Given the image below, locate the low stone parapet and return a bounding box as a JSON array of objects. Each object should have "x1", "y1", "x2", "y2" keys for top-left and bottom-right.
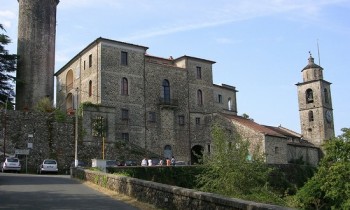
[{"x1": 71, "y1": 168, "x2": 293, "y2": 210}]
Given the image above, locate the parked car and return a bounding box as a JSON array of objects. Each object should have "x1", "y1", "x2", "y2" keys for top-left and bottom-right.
[
  {"x1": 106, "y1": 160, "x2": 119, "y2": 168},
  {"x1": 37, "y1": 159, "x2": 58, "y2": 174},
  {"x1": 2, "y1": 157, "x2": 21, "y2": 173},
  {"x1": 175, "y1": 161, "x2": 187, "y2": 166},
  {"x1": 70, "y1": 160, "x2": 87, "y2": 168},
  {"x1": 124, "y1": 159, "x2": 137, "y2": 166}
]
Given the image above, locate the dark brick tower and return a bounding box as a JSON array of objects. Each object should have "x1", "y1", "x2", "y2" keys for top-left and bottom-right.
[{"x1": 16, "y1": 0, "x2": 59, "y2": 110}]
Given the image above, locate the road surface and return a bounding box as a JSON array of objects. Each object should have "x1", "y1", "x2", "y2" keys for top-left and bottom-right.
[{"x1": 0, "y1": 173, "x2": 140, "y2": 210}]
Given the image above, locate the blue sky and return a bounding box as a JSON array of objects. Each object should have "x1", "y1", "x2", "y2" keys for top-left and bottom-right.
[{"x1": 1, "y1": 0, "x2": 349, "y2": 136}]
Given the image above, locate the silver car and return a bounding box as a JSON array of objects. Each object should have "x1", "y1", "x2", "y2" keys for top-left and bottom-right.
[
  {"x1": 38, "y1": 159, "x2": 58, "y2": 174},
  {"x1": 2, "y1": 157, "x2": 21, "y2": 173}
]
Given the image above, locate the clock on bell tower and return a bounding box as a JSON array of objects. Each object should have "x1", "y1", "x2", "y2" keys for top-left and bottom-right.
[{"x1": 296, "y1": 52, "x2": 335, "y2": 146}]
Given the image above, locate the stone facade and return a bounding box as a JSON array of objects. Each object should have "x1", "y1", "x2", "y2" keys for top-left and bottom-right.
[
  {"x1": 222, "y1": 114, "x2": 320, "y2": 166},
  {"x1": 16, "y1": 0, "x2": 59, "y2": 110},
  {"x1": 0, "y1": 110, "x2": 74, "y2": 172},
  {"x1": 53, "y1": 38, "x2": 323, "y2": 166},
  {"x1": 55, "y1": 38, "x2": 238, "y2": 164},
  {"x1": 296, "y1": 55, "x2": 335, "y2": 147}
]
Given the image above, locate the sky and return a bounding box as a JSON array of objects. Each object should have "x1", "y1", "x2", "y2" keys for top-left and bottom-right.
[{"x1": 1, "y1": 0, "x2": 349, "y2": 136}]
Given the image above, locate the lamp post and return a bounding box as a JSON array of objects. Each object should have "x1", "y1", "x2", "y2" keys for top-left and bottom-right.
[
  {"x1": 3, "y1": 95, "x2": 8, "y2": 159},
  {"x1": 74, "y1": 87, "x2": 79, "y2": 167}
]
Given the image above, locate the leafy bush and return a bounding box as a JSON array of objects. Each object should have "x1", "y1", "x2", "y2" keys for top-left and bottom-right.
[
  {"x1": 294, "y1": 128, "x2": 350, "y2": 209},
  {"x1": 195, "y1": 124, "x2": 284, "y2": 205}
]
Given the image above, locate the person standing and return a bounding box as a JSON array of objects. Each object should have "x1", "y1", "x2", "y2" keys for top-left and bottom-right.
[
  {"x1": 159, "y1": 159, "x2": 164, "y2": 166},
  {"x1": 148, "y1": 158, "x2": 153, "y2": 166},
  {"x1": 141, "y1": 157, "x2": 147, "y2": 166},
  {"x1": 171, "y1": 156, "x2": 176, "y2": 166},
  {"x1": 166, "y1": 158, "x2": 171, "y2": 166}
]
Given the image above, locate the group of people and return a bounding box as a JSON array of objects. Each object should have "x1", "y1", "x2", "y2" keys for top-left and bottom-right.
[{"x1": 141, "y1": 156, "x2": 176, "y2": 166}]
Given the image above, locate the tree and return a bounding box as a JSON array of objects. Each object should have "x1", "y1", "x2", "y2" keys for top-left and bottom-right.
[
  {"x1": 196, "y1": 124, "x2": 283, "y2": 204},
  {"x1": 294, "y1": 128, "x2": 350, "y2": 209},
  {"x1": 0, "y1": 24, "x2": 17, "y2": 109}
]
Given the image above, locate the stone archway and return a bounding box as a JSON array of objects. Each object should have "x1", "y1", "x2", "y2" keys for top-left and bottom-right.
[
  {"x1": 191, "y1": 145, "x2": 204, "y2": 165},
  {"x1": 164, "y1": 145, "x2": 172, "y2": 159}
]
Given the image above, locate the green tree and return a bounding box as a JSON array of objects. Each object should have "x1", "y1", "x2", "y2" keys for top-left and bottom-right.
[
  {"x1": 294, "y1": 128, "x2": 350, "y2": 210},
  {"x1": 0, "y1": 24, "x2": 17, "y2": 108},
  {"x1": 196, "y1": 124, "x2": 283, "y2": 204}
]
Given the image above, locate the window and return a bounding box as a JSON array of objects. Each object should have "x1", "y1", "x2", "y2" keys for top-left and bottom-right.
[
  {"x1": 324, "y1": 88, "x2": 329, "y2": 104},
  {"x1": 89, "y1": 54, "x2": 92, "y2": 67},
  {"x1": 121, "y1": 77, "x2": 128, "y2": 95},
  {"x1": 84, "y1": 61, "x2": 86, "y2": 70},
  {"x1": 122, "y1": 133, "x2": 129, "y2": 142},
  {"x1": 121, "y1": 109, "x2": 129, "y2": 120},
  {"x1": 306, "y1": 89, "x2": 314, "y2": 103},
  {"x1": 92, "y1": 116, "x2": 105, "y2": 137},
  {"x1": 195, "y1": 117, "x2": 200, "y2": 125},
  {"x1": 228, "y1": 97, "x2": 232, "y2": 111},
  {"x1": 178, "y1": 115, "x2": 185, "y2": 125},
  {"x1": 218, "y1": 94, "x2": 222, "y2": 103},
  {"x1": 121, "y1": 51, "x2": 128, "y2": 65},
  {"x1": 196, "y1": 66, "x2": 202, "y2": 79},
  {"x1": 275, "y1": 147, "x2": 279, "y2": 154},
  {"x1": 148, "y1": 112, "x2": 156, "y2": 122},
  {"x1": 207, "y1": 144, "x2": 211, "y2": 153},
  {"x1": 162, "y1": 79, "x2": 170, "y2": 103},
  {"x1": 197, "y1": 89, "x2": 203, "y2": 106},
  {"x1": 88, "y1": 80, "x2": 92, "y2": 97},
  {"x1": 308, "y1": 111, "x2": 314, "y2": 122}
]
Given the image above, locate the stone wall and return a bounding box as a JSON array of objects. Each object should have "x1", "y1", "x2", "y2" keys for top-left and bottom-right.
[
  {"x1": 71, "y1": 168, "x2": 292, "y2": 210},
  {"x1": 0, "y1": 110, "x2": 74, "y2": 173}
]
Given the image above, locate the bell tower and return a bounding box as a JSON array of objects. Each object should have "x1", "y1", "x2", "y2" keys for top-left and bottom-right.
[
  {"x1": 296, "y1": 52, "x2": 335, "y2": 146},
  {"x1": 16, "y1": 0, "x2": 59, "y2": 110}
]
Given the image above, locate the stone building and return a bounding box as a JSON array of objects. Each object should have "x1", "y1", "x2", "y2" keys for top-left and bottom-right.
[
  {"x1": 54, "y1": 37, "x2": 238, "y2": 164},
  {"x1": 296, "y1": 53, "x2": 335, "y2": 147},
  {"x1": 16, "y1": 0, "x2": 59, "y2": 110},
  {"x1": 54, "y1": 38, "x2": 328, "y2": 166}
]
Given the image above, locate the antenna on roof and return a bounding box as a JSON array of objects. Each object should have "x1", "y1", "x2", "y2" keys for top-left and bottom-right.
[{"x1": 317, "y1": 39, "x2": 321, "y2": 66}]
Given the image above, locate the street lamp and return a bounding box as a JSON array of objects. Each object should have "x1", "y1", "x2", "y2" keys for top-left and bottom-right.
[
  {"x1": 74, "y1": 87, "x2": 79, "y2": 167},
  {"x1": 2, "y1": 95, "x2": 8, "y2": 159}
]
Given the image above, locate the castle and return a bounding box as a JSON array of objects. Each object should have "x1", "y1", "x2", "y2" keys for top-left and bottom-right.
[{"x1": 15, "y1": 0, "x2": 335, "y2": 165}]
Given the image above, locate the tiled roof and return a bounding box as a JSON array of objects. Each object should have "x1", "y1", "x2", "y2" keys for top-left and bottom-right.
[
  {"x1": 264, "y1": 125, "x2": 300, "y2": 138},
  {"x1": 222, "y1": 114, "x2": 285, "y2": 138},
  {"x1": 221, "y1": 114, "x2": 319, "y2": 148}
]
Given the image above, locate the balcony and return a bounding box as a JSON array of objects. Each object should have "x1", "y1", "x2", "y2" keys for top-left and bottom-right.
[{"x1": 159, "y1": 97, "x2": 178, "y2": 109}]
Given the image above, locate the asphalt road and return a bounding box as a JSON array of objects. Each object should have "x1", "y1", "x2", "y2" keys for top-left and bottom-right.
[{"x1": 0, "y1": 173, "x2": 140, "y2": 210}]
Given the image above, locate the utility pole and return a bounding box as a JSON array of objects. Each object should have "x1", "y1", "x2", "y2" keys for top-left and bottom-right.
[{"x1": 74, "y1": 87, "x2": 79, "y2": 167}]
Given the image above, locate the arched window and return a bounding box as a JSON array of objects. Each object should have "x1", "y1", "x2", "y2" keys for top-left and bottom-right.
[
  {"x1": 197, "y1": 89, "x2": 203, "y2": 106},
  {"x1": 308, "y1": 110, "x2": 314, "y2": 122},
  {"x1": 324, "y1": 88, "x2": 329, "y2": 104},
  {"x1": 88, "y1": 80, "x2": 92, "y2": 97},
  {"x1": 121, "y1": 77, "x2": 128, "y2": 95},
  {"x1": 162, "y1": 79, "x2": 170, "y2": 103},
  {"x1": 228, "y1": 97, "x2": 232, "y2": 111},
  {"x1": 306, "y1": 89, "x2": 314, "y2": 103},
  {"x1": 66, "y1": 70, "x2": 73, "y2": 92}
]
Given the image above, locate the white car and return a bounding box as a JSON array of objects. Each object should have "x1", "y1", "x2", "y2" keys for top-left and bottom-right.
[
  {"x1": 38, "y1": 159, "x2": 58, "y2": 174},
  {"x1": 2, "y1": 157, "x2": 21, "y2": 173}
]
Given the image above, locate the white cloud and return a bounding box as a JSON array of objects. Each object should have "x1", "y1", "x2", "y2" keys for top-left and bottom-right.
[
  {"x1": 119, "y1": 0, "x2": 349, "y2": 41},
  {"x1": 0, "y1": 10, "x2": 17, "y2": 28}
]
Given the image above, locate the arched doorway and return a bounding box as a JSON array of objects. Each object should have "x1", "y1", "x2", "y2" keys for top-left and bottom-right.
[
  {"x1": 66, "y1": 93, "x2": 73, "y2": 114},
  {"x1": 164, "y1": 145, "x2": 172, "y2": 159},
  {"x1": 191, "y1": 145, "x2": 204, "y2": 165}
]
